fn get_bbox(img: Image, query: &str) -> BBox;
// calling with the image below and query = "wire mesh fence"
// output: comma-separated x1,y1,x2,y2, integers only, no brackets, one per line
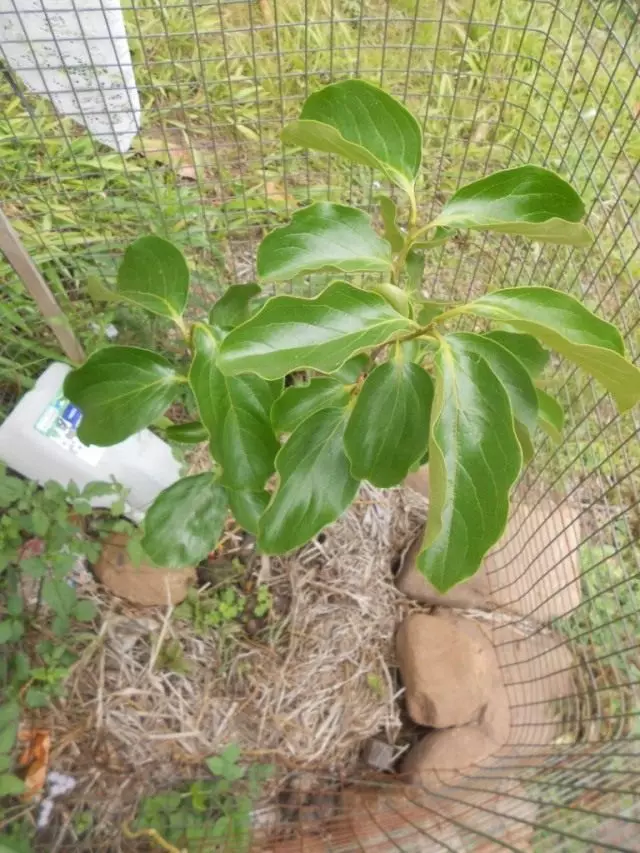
0,0,638,849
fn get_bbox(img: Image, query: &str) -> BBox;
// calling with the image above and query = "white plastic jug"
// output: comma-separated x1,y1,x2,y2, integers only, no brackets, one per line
0,362,181,518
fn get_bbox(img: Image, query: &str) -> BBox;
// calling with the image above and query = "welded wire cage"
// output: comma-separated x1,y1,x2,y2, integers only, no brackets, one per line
0,0,639,850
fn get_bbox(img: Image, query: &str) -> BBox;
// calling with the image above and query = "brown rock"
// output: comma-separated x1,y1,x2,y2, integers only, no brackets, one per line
434,609,576,749
396,613,501,728
93,533,195,606
396,498,582,621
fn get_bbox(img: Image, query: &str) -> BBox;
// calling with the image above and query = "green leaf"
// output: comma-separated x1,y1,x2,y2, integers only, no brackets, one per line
74,600,97,622
344,359,433,488
64,347,183,446
370,282,410,317
0,720,18,754
271,378,349,434
484,331,550,377
25,688,49,709
7,595,23,617
142,474,227,568
536,389,564,443
0,703,19,729
332,354,368,384
257,203,392,282
0,774,25,796
514,422,535,463
412,226,455,250
164,422,209,444
447,333,538,436
416,300,448,325
0,475,25,508
218,281,415,380
226,489,269,536
209,284,262,330
258,408,359,554
433,166,592,246
31,508,49,537
117,235,189,319
42,578,76,616
0,622,13,644
282,80,422,193
377,195,405,252
417,338,522,592
190,326,279,490
405,250,425,290
464,287,640,412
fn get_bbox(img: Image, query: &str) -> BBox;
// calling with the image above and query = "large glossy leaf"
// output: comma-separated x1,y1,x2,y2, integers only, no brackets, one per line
465,287,640,411
417,339,522,592
536,389,564,443
258,407,359,554
189,326,279,490
64,347,183,446
281,80,422,193
209,283,262,330
448,333,538,435
226,488,269,536
344,359,433,487
218,281,415,380
271,377,350,434
377,194,405,252
117,236,190,319
142,474,227,568
257,203,392,281
332,353,369,383
484,330,549,377
433,166,592,246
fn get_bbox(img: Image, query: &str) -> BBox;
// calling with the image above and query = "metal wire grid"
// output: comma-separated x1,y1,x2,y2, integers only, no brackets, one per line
0,0,639,849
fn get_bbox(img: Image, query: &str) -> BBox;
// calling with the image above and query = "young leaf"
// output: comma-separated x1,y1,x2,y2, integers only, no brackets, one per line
377,194,405,252
344,359,433,488
74,599,97,622
258,408,359,554
271,378,349,434
447,333,538,436
257,203,392,281
417,339,522,592
209,284,262,330
464,287,640,412
64,347,183,446
164,422,209,444
405,249,425,290
0,774,25,796
432,166,592,246
484,330,550,377
117,235,190,319
412,226,455,250
281,80,422,194
142,474,228,568
536,389,564,443
190,326,279,490
218,281,415,380
370,282,410,316
226,489,269,536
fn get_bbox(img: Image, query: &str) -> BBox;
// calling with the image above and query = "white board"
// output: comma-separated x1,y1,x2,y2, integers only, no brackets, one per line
0,0,141,152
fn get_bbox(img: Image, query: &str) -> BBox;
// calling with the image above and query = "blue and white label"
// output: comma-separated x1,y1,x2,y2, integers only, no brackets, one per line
35,391,104,466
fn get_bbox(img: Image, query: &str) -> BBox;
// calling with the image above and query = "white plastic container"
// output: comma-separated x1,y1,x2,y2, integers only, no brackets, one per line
0,362,181,518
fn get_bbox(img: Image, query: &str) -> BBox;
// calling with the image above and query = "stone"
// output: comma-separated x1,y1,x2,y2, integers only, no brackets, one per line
93,533,195,606
435,609,576,749
396,498,582,621
396,613,501,728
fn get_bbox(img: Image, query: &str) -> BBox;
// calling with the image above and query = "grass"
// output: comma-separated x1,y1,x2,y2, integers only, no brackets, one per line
0,0,639,847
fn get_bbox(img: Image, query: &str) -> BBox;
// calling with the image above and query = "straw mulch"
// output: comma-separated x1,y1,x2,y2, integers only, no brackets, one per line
39,483,427,846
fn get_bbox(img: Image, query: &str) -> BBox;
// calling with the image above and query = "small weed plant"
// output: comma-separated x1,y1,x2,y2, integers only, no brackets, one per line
131,744,273,852
0,467,128,796
63,80,640,594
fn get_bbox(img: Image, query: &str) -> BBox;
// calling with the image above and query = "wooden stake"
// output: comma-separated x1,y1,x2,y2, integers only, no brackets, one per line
0,208,84,364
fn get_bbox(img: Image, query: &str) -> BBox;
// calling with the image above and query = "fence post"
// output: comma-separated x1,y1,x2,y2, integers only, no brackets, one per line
0,208,85,364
